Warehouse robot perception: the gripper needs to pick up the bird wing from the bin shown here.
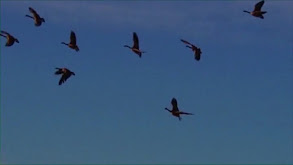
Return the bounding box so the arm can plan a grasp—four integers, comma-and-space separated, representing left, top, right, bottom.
195, 48, 201, 61
181, 39, 195, 47
59, 72, 71, 85
29, 7, 41, 19
0, 30, 10, 35
133, 32, 139, 49
179, 111, 193, 115
171, 98, 178, 110
55, 68, 63, 75
0, 33, 6, 38
70, 31, 77, 45
254, 0, 265, 11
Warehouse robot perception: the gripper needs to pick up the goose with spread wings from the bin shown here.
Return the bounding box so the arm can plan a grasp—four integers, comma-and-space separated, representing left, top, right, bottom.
165, 98, 193, 121
243, 0, 267, 19
124, 32, 146, 58
55, 68, 75, 85
25, 7, 45, 26
61, 31, 79, 52
181, 39, 202, 61
0, 31, 19, 47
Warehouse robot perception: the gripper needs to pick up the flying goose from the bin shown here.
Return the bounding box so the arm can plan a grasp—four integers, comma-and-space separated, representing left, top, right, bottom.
124, 32, 146, 58
243, 0, 267, 19
55, 68, 75, 85
0, 30, 19, 47
181, 39, 202, 61
25, 7, 45, 26
165, 98, 193, 121
61, 31, 79, 52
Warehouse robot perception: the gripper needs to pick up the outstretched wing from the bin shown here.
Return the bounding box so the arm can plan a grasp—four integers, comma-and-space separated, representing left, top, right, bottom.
29, 7, 41, 19
133, 32, 139, 49
59, 73, 71, 85
171, 98, 178, 110
55, 68, 63, 75
181, 39, 195, 47
0, 30, 10, 35
179, 112, 193, 115
0, 33, 6, 38
254, 0, 265, 11
70, 31, 77, 45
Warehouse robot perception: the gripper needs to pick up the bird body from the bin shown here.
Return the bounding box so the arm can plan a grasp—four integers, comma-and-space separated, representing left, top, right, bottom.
243, 0, 266, 19
26, 7, 45, 26
165, 98, 193, 121
124, 32, 145, 58
0, 30, 19, 47
181, 39, 202, 61
55, 68, 75, 85
62, 31, 79, 52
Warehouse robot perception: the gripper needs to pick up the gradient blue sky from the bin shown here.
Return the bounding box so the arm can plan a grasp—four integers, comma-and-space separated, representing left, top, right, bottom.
1, 0, 293, 164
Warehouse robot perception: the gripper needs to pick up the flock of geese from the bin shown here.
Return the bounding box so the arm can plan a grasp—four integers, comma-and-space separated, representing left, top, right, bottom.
1, 1, 267, 121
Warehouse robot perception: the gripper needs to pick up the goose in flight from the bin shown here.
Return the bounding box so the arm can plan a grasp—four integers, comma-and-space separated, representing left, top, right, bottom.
165, 98, 193, 121
25, 7, 45, 26
0, 30, 19, 47
243, 0, 267, 19
61, 31, 79, 52
124, 32, 146, 58
181, 39, 202, 61
55, 68, 75, 85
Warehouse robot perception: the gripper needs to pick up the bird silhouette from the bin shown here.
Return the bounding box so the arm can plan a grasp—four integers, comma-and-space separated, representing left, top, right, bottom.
25, 7, 45, 26
243, 0, 267, 19
181, 39, 202, 61
61, 31, 79, 52
124, 32, 146, 58
55, 68, 75, 85
165, 98, 193, 121
0, 30, 19, 47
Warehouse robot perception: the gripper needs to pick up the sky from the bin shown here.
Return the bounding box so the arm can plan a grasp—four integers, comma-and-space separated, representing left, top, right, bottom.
0, 0, 293, 164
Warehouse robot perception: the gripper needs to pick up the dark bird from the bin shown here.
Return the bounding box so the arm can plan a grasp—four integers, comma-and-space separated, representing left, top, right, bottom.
164, 98, 193, 121
243, 0, 267, 19
25, 7, 45, 26
61, 31, 79, 52
124, 32, 146, 58
181, 39, 202, 61
55, 68, 75, 85
0, 31, 19, 47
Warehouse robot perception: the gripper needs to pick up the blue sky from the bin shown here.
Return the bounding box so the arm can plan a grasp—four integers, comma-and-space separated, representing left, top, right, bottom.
1, 0, 292, 164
